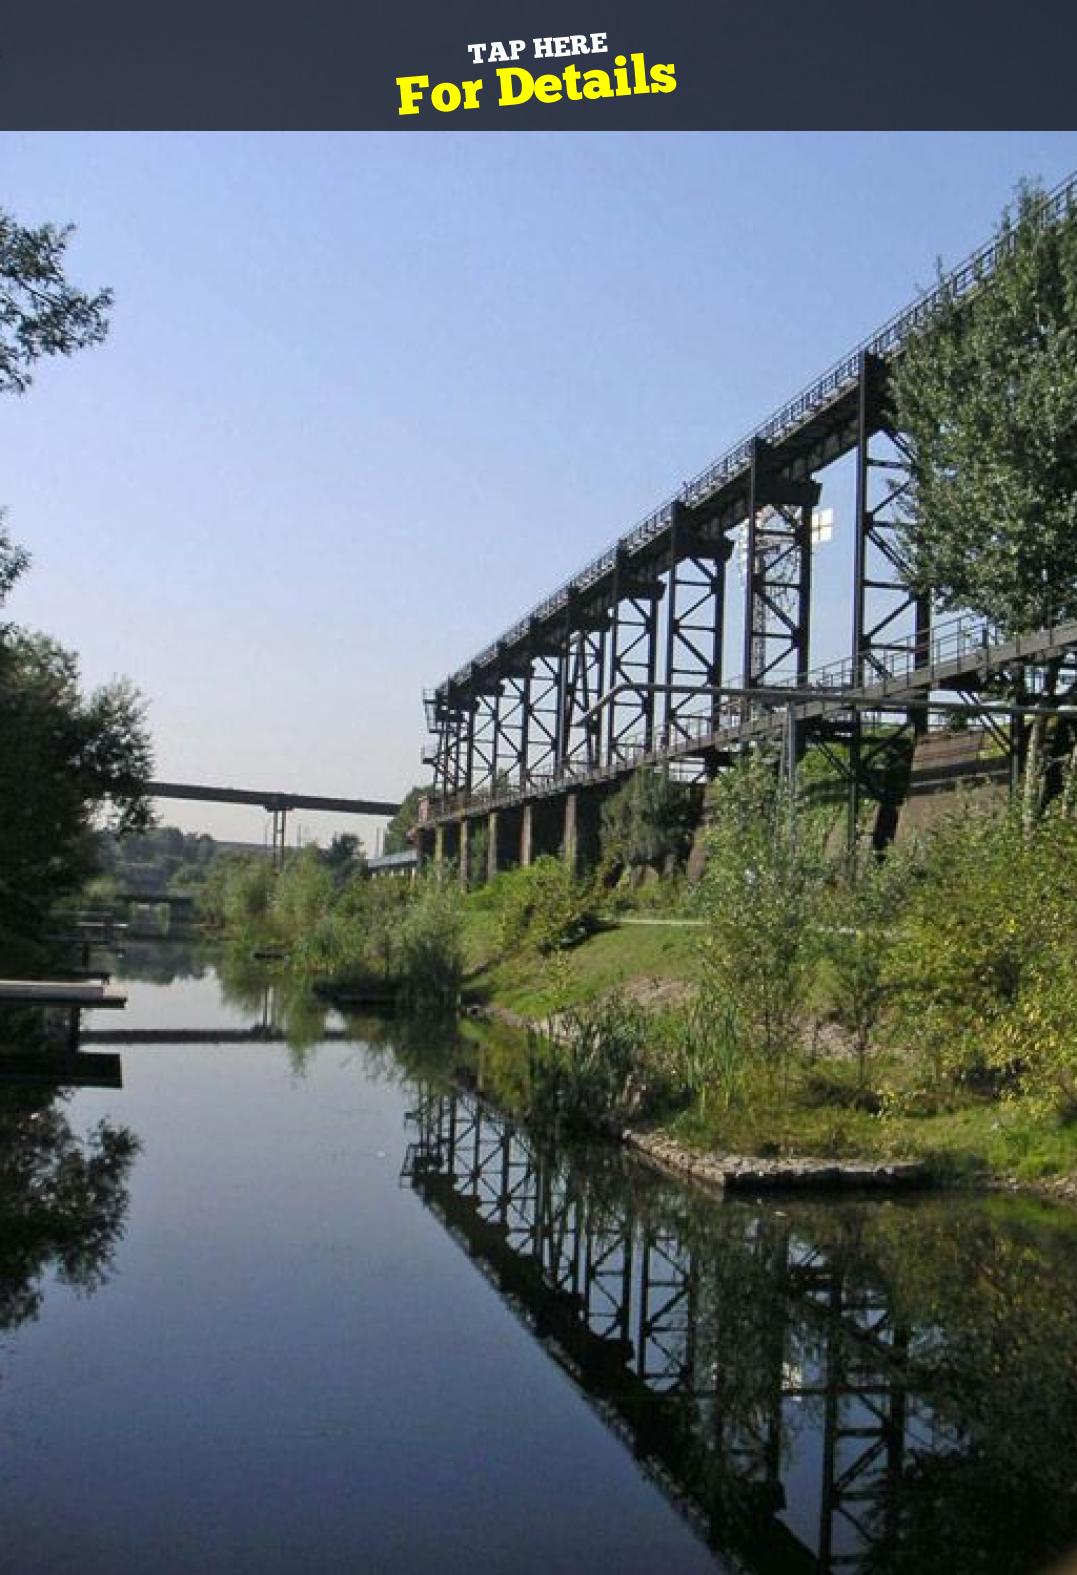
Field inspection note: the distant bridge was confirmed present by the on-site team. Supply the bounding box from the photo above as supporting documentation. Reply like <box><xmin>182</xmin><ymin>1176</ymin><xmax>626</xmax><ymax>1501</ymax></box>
<box><xmin>148</xmin><ymin>780</ymin><xmax>401</xmax><ymax>864</ymax></box>
<box><xmin>420</xmin><ymin>171</ymin><xmax>1077</xmax><ymax>875</ymax></box>
<box><xmin>148</xmin><ymin>781</ymin><xmax>400</xmax><ymax>817</ymax></box>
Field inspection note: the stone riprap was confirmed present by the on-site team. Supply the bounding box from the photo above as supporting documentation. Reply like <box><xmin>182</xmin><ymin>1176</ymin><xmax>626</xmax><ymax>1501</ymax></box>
<box><xmin>624</xmin><ymin>1129</ymin><xmax>930</xmax><ymax>1193</ymax></box>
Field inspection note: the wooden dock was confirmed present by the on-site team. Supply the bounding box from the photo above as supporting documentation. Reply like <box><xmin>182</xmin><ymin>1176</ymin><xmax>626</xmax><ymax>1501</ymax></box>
<box><xmin>0</xmin><ymin>1050</ymin><xmax>123</xmax><ymax>1088</ymax></box>
<box><xmin>0</xmin><ymin>978</ymin><xmax>127</xmax><ymax>1053</ymax></box>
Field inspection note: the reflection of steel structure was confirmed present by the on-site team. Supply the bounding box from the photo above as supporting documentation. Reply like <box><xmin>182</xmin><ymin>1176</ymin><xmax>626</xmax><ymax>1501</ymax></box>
<box><xmin>402</xmin><ymin>1082</ymin><xmax>951</xmax><ymax>1574</ymax></box>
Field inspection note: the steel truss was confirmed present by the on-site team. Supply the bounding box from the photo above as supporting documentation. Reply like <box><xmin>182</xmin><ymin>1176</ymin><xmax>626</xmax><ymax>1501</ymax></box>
<box><xmin>605</xmin><ymin>550</ymin><xmax>663</xmax><ymax>764</ymax></box>
<box><xmin>561</xmin><ymin>599</ymin><xmax>609</xmax><ymax>772</ymax></box>
<box><xmin>468</xmin><ymin>687</ymin><xmax>499</xmax><ymax>797</ymax></box>
<box><xmin>420</xmin><ymin>181</ymin><xmax>1077</xmax><ymax>844</ymax></box>
<box><xmin>844</xmin><ymin>352</ymin><xmax>931</xmax><ymax>840</ymax></box>
<box><xmin>743</xmin><ymin>438</ymin><xmax>819</xmax><ymax>699</ymax></box>
<box><xmin>664</xmin><ymin>501</ymin><xmax>731</xmax><ymax>748</ymax></box>
<box><xmin>525</xmin><ymin>649</ymin><xmax>562</xmax><ymax>783</ymax></box>
<box><xmin>494</xmin><ymin>665</ymin><xmax>530</xmax><ymax>791</ymax></box>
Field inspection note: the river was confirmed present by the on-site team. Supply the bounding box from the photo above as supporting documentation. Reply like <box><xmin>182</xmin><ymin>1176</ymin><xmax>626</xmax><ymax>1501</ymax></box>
<box><xmin>1</xmin><ymin>943</ymin><xmax>1076</xmax><ymax>1573</ymax></box>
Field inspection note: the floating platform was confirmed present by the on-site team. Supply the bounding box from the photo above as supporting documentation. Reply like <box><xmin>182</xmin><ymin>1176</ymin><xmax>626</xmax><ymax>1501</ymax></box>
<box><xmin>0</xmin><ymin>980</ymin><xmax>127</xmax><ymax>1009</ymax></box>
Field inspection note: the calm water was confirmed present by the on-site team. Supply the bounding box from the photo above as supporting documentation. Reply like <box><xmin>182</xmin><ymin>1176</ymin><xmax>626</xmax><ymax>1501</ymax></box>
<box><xmin>1</xmin><ymin>945</ymin><xmax>1076</xmax><ymax>1574</ymax></box>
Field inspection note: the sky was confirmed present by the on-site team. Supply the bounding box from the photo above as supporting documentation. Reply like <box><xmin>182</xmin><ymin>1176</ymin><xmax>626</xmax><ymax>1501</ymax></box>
<box><xmin>3</xmin><ymin>131</ymin><xmax>1077</xmax><ymax>847</ymax></box>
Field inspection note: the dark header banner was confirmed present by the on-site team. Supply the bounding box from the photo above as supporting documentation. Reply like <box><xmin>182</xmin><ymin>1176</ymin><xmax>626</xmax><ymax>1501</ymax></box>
<box><xmin>1</xmin><ymin>0</ymin><xmax>1074</xmax><ymax>130</ymax></box>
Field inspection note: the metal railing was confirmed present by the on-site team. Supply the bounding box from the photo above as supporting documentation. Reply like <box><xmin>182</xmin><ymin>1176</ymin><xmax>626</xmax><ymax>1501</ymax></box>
<box><xmin>439</xmin><ymin>171</ymin><xmax>1077</xmax><ymax>693</ymax></box>
<box><xmin>423</xmin><ymin>607</ymin><xmax>1077</xmax><ymax>821</ymax></box>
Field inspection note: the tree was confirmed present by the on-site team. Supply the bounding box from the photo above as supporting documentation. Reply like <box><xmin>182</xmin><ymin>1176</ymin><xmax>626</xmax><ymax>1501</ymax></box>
<box><xmin>0</xmin><ymin>208</ymin><xmax>112</xmax><ymax>394</ymax></box>
<box><xmin>383</xmin><ymin>785</ymin><xmax>426</xmax><ymax>854</ymax></box>
<box><xmin>0</xmin><ymin>212</ymin><xmax>149</xmax><ymax>965</ymax></box>
<box><xmin>321</xmin><ymin>831</ymin><xmax>366</xmax><ymax>884</ymax></box>
<box><xmin>0</xmin><ymin>532</ymin><xmax>153</xmax><ymax>966</ymax></box>
<box><xmin>819</xmin><ymin>842</ymin><xmax>918</xmax><ymax>1086</ymax></box>
<box><xmin>698</xmin><ymin>755</ymin><xmax>826</xmax><ymax>1073</ymax></box>
<box><xmin>599</xmin><ymin>766</ymin><xmax>699</xmax><ymax>879</ymax></box>
<box><xmin>893</xmin><ymin>179</ymin><xmax>1077</xmax><ymax>633</ymax></box>
<box><xmin>0</xmin><ymin>1086</ymin><xmax>139</xmax><ymax>1331</ymax></box>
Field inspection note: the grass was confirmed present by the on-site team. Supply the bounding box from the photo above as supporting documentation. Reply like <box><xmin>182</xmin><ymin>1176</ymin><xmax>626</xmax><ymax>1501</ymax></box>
<box><xmin>667</xmin><ymin>1063</ymin><xmax>1077</xmax><ymax>1183</ymax></box>
<box><xmin>462</xmin><ymin>910</ymin><xmax>703</xmax><ymax>1018</ymax></box>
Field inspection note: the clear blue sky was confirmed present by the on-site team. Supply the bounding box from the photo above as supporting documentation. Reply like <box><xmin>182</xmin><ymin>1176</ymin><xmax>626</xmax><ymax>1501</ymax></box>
<box><xmin>4</xmin><ymin>132</ymin><xmax>1077</xmax><ymax>845</ymax></box>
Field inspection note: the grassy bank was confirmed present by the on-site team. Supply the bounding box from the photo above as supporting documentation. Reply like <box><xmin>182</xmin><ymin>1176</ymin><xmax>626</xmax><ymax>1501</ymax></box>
<box><xmin>461</xmin><ymin>919</ymin><xmax>1077</xmax><ymax>1188</ymax></box>
<box><xmin>196</xmin><ymin>766</ymin><xmax>1077</xmax><ymax>1195</ymax></box>
<box><xmin>667</xmin><ymin>1065</ymin><xmax>1077</xmax><ymax>1186</ymax></box>
<box><xmin>463</xmin><ymin>906</ymin><xmax>702</xmax><ymax>1017</ymax></box>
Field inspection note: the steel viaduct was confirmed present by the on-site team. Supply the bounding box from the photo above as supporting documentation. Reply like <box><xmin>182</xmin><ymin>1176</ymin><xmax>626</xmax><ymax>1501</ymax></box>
<box><xmin>417</xmin><ymin>172</ymin><xmax>1077</xmax><ymax>878</ymax></box>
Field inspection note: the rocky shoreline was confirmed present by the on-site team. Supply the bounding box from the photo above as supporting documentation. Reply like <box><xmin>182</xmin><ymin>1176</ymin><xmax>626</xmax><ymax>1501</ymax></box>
<box><xmin>464</xmin><ymin>1003</ymin><xmax>1077</xmax><ymax>1204</ymax></box>
<box><xmin>622</xmin><ymin>1127</ymin><xmax>931</xmax><ymax>1194</ymax></box>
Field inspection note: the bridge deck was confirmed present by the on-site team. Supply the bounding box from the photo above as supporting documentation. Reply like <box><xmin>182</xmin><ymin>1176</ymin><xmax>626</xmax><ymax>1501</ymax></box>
<box><xmin>148</xmin><ymin>781</ymin><xmax>400</xmax><ymax>816</ymax></box>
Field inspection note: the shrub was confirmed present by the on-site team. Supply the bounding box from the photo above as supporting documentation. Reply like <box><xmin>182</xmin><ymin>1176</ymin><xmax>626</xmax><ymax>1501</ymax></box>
<box><xmin>271</xmin><ymin>847</ymin><xmax>336</xmax><ymax>942</ymax></box>
<box><xmin>199</xmin><ymin>854</ymin><xmax>276</xmax><ymax>933</ymax></box>
<box><xmin>527</xmin><ymin>992</ymin><xmax>678</xmax><ymax>1130</ymax></box>
<box><xmin>887</xmin><ymin>809</ymin><xmax>1037</xmax><ymax>1088</ymax></box>
<box><xmin>599</xmin><ymin>767</ymin><xmax>700</xmax><ymax>879</ymax></box>
<box><xmin>697</xmin><ymin>755</ymin><xmax>826</xmax><ymax>1075</ymax></box>
<box><xmin>492</xmin><ymin>857</ymin><xmax>598</xmax><ymax>955</ymax></box>
<box><xmin>396</xmin><ymin>880</ymin><xmax>464</xmax><ymax>1014</ymax></box>
<box><xmin>526</xmin><ymin>989</ymin><xmax>745</xmax><ymax>1131</ymax></box>
<box><xmin>817</xmin><ymin>841</ymin><xmax>919</xmax><ymax>1086</ymax></box>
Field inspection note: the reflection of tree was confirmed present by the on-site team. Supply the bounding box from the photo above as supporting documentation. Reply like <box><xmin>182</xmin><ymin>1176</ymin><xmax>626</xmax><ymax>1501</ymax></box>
<box><xmin>685</xmin><ymin>1197</ymin><xmax>1077</xmax><ymax>1575</ymax></box>
<box><xmin>113</xmin><ymin>939</ymin><xmax>208</xmax><ymax>984</ymax></box>
<box><xmin>850</xmin><ymin>1203</ymin><xmax>1077</xmax><ymax>1575</ymax></box>
<box><xmin>0</xmin><ymin>1085</ymin><xmax>139</xmax><ymax>1330</ymax></box>
<box><xmin>214</xmin><ymin>950</ymin><xmax>331</xmax><ymax>1068</ymax></box>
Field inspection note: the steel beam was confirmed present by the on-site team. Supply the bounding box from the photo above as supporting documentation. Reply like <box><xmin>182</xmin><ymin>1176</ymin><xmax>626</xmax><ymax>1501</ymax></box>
<box><xmin>664</xmin><ymin>501</ymin><xmax>732</xmax><ymax>749</ymax></box>
<box><xmin>743</xmin><ymin>438</ymin><xmax>819</xmax><ymax>713</ymax></box>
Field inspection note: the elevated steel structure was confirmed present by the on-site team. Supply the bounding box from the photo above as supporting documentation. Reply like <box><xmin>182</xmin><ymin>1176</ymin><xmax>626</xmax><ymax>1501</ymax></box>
<box><xmin>422</xmin><ymin>172</ymin><xmax>1077</xmax><ymax>850</ymax></box>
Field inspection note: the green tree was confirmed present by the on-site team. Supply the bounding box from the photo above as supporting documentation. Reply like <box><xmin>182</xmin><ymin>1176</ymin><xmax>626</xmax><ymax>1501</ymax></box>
<box><xmin>271</xmin><ymin>846</ymin><xmax>335</xmax><ymax>941</ymax></box>
<box><xmin>600</xmin><ymin>767</ymin><xmax>699</xmax><ymax>879</ymax></box>
<box><xmin>321</xmin><ymin>831</ymin><xmax>366</xmax><ymax>884</ymax></box>
<box><xmin>0</xmin><ymin>544</ymin><xmax>153</xmax><ymax>966</ymax></box>
<box><xmin>819</xmin><ymin>842</ymin><xmax>918</xmax><ymax>1086</ymax></box>
<box><xmin>0</xmin><ymin>211</ymin><xmax>135</xmax><ymax>965</ymax></box>
<box><xmin>383</xmin><ymin>785</ymin><xmax>426</xmax><ymax>854</ymax></box>
<box><xmin>888</xmin><ymin>804</ymin><xmax>1077</xmax><ymax>1109</ymax></box>
<box><xmin>698</xmin><ymin>754</ymin><xmax>826</xmax><ymax>1073</ymax></box>
<box><xmin>493</xmin><ymin>856</ymin><xmax>598</xmax><ymax>955</ymax></box>
<box><xmin>893</xmin><ymin>179</ymin><xmax>1077</xmax><ymax>632</ymax></box>
<box><xmin>199</xmin><ymin>853</ymin><xmax>275</xmax><ymax>935</ymax></box>
<box><xmin>396</xmin><ymin>878</ymin><xmax>464</xmax><ymax>1013</ymax></box>
<box><xmin>0</xmin><ymin>208</ymin><xmax>112</xmax><ymax>394</ymax></box>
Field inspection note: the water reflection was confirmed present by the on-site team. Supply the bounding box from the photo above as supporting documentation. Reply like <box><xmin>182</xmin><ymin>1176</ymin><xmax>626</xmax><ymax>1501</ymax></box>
<box><xmin>110</xmin><ymin>938</ymin><xmax>210</xmax><ymax>984</ymax></box>
<box><xmin>0</xmin><ymin>1084</ymin><xmax>139</xmax><ymax>1331</ymax></box>
<box><xmin>215</xmin><ymin>950</ymin><xmax>337</xmax><ymax>1066</ymax></box>
<box><xmin>403</xmin><ymin>1080</ymin><xmax>1077</xmax><ymax>1575</ymax></box>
